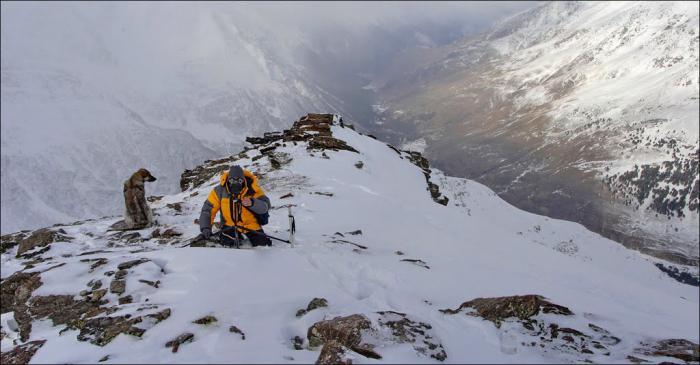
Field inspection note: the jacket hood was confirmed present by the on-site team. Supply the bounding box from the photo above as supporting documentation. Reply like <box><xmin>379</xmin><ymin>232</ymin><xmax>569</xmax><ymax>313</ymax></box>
<box><xmin>219</xmin><ymin>168</ymin><xmax>256</xmax><ymax>186</ymax></box>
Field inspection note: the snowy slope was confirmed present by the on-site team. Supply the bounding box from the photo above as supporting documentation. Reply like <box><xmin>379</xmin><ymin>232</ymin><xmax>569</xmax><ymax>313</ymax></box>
<box><xmin>371</xmin><ymin>1</ymin><xmax>699</xmax><ymax>266</ymax></box>
<box><xmin>1</xmin><ymin>117</ymin><xmax>697</xmax><ymax>364</ymax></box>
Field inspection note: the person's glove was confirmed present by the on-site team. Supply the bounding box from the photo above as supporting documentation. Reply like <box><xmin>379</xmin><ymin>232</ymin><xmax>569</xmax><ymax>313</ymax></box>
<box><xmin>201</xmin><ymin>228</ymin><xmax>212</xmax><ymax>240</ymax></box>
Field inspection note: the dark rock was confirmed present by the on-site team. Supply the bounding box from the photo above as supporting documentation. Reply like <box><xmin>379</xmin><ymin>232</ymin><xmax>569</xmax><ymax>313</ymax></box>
<box><xmin>315</xmin><ymin>340</ymin><xmax>352</xmax><ymax>365</ymax></box>
<box><xmin>395</xmin><ymin>251</ymin><xmax>404</xmax><ymax>255</ymax></box>
<box><xmin>354</xmin><ymin>161</ymin><xmax>364</xmax><ymax>169</ymax></box>
<box><xmin>147</xmin><ymin>195</ymin><xmax>163</xmax><ymax>203</ymax></box>
<box><xmin>80</xmin><ymin>257</ymin><xmax>108</xmax><ymax>272</ymax></box>
<box><xmin>0</xmin><ymin>271</ymin><xmax>43</xmax><ymax>341</ymax></box>
<box><xmin>229</xmin><ymin>325</ymin><xmax>245</xmax><ymax>340</ymax></box>
<box><xmin>110</xmin><ymin>280</ymin><xmax>126</xmax><ymax>295</ymax></box>
<box><xmin>138</xmin><ymin>279</ymin><xmax>160</xmax><ymax>288</ymax></box>
<box><xmin>351</xmin><ymin>343</ymin><xmax>382</xmax><ymax>359</ymax></box>
<box><xmin>627</xmin><ymin>355</ymin><xmax>649</xmax><ymax>363</ymax></box>
<box><xmin>377</xmin><ymin>311</ymin><xmax>446</xmax><ymax>361</ymax></box>
<box><xmin>166</xmin><ymin>332</ymin><xmax>194</xmax><ymax>353</ymax></box>
<box><xmin>0</xmin><ymin>231</ymin><xmax>28</xmax><ymax>254</ymax></box>
<box><xmin>151</xmin><ymin>229</ymin><xmax>161</xmax><ymax>238</ymax></box>
<box><xmin>400</xmin><ymin>258</ymin><xmax>430</xmax><ymax>269</ymax></box>
<box><xmin>281</xmin><ymin>193</ymin><xmax>294</xmax><ymax>199</ymax></box>
<box><xmin>99</xmin><ymin>355</ymin><xmax>110</xmax><ymax>362</ymax></box>
<box><xmin>636</xmin><ymin>338</ymin><xmax>700</xmax><ymax>363</ymax></box>
<box><xmin>180</xmin><ymin>156</ymin><xmax>235</xmax><ymax>191</ymax></box>
<box><xmin>297</xmin><ymin>298</ymin><xmax>329</xmax><ymax>317</ymax></box>
<box><xmin>75</xmin><ymin>315</ymin><xmax>145</xmax><ymax>346</ymax></box>
<box><xmin>89</xmin><ymin>289</ymin><xmax>108</xmax><ymax>302</ymax></box>
<box><xmin>307</xmin><ymin>314</ymin><xmax>371</xmax><ymax>349</ymax></box>
<box><xmin>192</xmin><ymin>315</ymin><xmax>217</xmax><ymax>325</ymax></box>
<box><xmin>440</xmin><ymin>295</ymin><xmax>572</xmax><ymax>327</ymax></box>
<box><xmin>346</xmin><ymin>230</ymin><xmax>362</xmax><ymax>235</ymax></box>
<box><xmin>654</xmin><ymin>263</ymin><xmax>699</xmax><ymax>286</ymax></box>
<box><xmin>166</xmin><ymin>202</ymin><xmax>183</xmax><ymax>213</ymax></box>
<box><xmin>15</xmin><ymin>228</ymin><xmax>72</xmax><ymax>257</ymax></box>
<box><xmin>292</xmin><ymin>335</ymin><xmax>304</xmax><ymax>350</ymax></box>
<box><xmin>120</xmin><ymin>232</ymin><xmax>142</xmax><ymax>243</ymax></box>
<box><xmin>114</xmin><ymin>269</ymin><xmax>128</xmax><ymax>279</ymax></box>
<box><xmin>161</xmin><ymin>228</ymin><xmax>182</xmax><ymax>238</ymax></box>
<box><xmin>1</xmin><ymin>272</ymin><xmax>42</xmax><ymax>314</ymax></box>
<box><xmin>0</xmin><ymin>340</ymin><xmax>46</xmax><ymax>364</ymax></box>
<box><xmin>87</xmin><ymin>279</ymin><xmax>103</xmax><ymax>291</ymax></box>
<box><xmin>308</xmin><ymin>136</ymin><xmax>358</xmax><ymax>153</ymax></box>
<box><xmin>118</xmin><ymin>295</ymin><xmax>133</xmax><ymax>305</ymax></box>
<box><xmin>25</xmin><ymin>294</ymin><xmax>116</xmax><ymax>344</ymax></box>
<box><xmin>146</xmin><ymin>308</ymin><xmax>171</xmax><ymax>323</ymax></box>
<box><xmin>118</xmin><ymin>258</ymin><xmax>150</xmax><ymax>270</ymax></box>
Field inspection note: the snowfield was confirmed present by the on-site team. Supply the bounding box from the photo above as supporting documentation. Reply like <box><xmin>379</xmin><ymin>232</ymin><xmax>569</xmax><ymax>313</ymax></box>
<box><xmin>1</xmin><ymin>120</ymin><xmax>698</xmax><ymax>364</ymax></box>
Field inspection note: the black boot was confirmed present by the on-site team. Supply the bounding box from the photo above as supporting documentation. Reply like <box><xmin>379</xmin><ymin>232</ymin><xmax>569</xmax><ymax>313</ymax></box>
<box><xmin>247</xmin><ymin>230</ymin><xmax>272</xmax><ymax>247</ymax></box>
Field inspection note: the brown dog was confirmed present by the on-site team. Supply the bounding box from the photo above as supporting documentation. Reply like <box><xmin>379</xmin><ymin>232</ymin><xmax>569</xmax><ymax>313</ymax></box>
<box><xmin>123</xmin><ymin>168</ymin><xmax>157</xmax><ymax>229</ymax></box>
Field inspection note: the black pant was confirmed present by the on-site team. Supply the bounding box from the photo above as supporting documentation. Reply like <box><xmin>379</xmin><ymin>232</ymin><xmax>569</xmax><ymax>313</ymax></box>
<box><xmin>220</xmin><ymin>228</ymin><xmax>271</xmax><ymax>247</ymax></box>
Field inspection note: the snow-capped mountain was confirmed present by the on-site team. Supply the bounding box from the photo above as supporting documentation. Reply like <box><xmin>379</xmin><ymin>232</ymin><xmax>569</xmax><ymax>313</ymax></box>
<box><xmin>1</xmin><ymin>114</ymin><xmax>698</xmax><ymax>364</ymax></box>
<box><xmin>368</xmin><ymin>1</ymin><xmax>699</xmax><ymax>265</ymax></box>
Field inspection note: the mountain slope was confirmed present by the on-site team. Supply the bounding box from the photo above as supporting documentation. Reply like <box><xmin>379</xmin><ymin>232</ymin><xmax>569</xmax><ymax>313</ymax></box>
<box><xmin>1</xmin><ymin>115</ymin><xmax>698</xmax><ymax>364</ymax></box>
<box><xmin>369</xmin><ymin>1</ymin><xmax>699</xmax><ymax>265</ymax></box>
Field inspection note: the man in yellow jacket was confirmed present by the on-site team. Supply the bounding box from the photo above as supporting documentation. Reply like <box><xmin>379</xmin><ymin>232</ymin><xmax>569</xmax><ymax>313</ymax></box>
<box><xmin>199</xmin><ymin>165</ymin><xmax>272</xmax><ymax>247</ymax></box>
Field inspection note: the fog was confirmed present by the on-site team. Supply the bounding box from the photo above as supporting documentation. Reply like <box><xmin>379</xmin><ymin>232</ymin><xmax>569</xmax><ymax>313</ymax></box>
<box><xmin>1</xmin><ymin>1</ymin><xmax>538</xmax><ymax>233</ymax></box>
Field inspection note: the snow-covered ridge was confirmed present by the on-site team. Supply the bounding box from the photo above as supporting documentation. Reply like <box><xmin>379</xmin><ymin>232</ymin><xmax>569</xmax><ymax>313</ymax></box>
<box><xmin>1</xmin><ymin>114</ymin><xmax>698</xmax><ymax>364</ymax></box>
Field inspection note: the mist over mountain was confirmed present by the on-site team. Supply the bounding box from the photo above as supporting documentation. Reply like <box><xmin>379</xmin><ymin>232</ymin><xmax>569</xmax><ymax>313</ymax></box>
<box><xmin>0</xmin><ymin>1</ymin><xmax>534</xmax><ymax>233</ymax></box>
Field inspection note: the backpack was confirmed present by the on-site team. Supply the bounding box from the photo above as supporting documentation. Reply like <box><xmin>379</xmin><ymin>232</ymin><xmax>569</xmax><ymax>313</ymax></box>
<box><xmin>245</xmin><ymin>176</ymin><xmax>269</xmax><ymax>226</ymax></box>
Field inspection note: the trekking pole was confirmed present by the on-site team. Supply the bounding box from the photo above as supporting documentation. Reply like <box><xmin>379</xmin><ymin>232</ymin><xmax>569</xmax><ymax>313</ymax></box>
<box><xmin>288</xmin><ymin>206</ymin><xmax>296</xmax><ymax>247</ymax></box>
<box><xmin>231</xmin><ymin>198</ymin><xmax>241</xmax><ymax>248</ymax></box>
<box><xmin>234</xmin><ymin>225</ymin><xmax>293</xmax><ymax>244</ymax></box>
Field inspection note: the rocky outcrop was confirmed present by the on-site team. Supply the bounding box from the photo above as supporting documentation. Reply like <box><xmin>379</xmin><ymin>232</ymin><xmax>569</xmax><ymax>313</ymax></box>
<box><xmin>316</xmin><ymin>340</ymin><xmax>352</xmax><ymax>365</ymax></box>
<box><xmin>192</xmin><ymin>315</ymin><xmax>218</xmax><ymax>325</ymax></box>
<box><xmin>180</xmin><ymin>154</ymin><xmax>242</xmax><ymax>191</ymax></box>
<box><xmin>180</xmin><ymin>114</ymin><xmax>357</xmax><ymax>191</ymax></box>
<box><xmin>109</xmin><ymin>279</ymin><xmax>126</xmax><ymax>295</ymax></box>
<box><xmin>441</xmin><ymin>295</ymin><xmax>620</xmax><ymax>360</ymax></box>
<box><xmin>440</xmin><ymin>294</ymin><xmax>573</xmax><ymax>327</ymax></box>
<box><xmin>308</xmin><ymin>314</ymin><xmax>372</xmax><ymax>349</ymax></box>
<box><xmin>0</xmin><ymin>340</ymin><xmax>46</xmax><ymax>364</ymax></box>
<box><xmin>166</xmin><ymin>332</ymin><xmax>194</xmax><ymax>353</ymax></box>
<box><xmin>296</xmin><ymin>297</ymin><xmax>328</xmax><ymax>317</ymax></box>
<box><xmin>75</xmin><ymin>314</ymin><xmax>146</xmax><ymax>346</ymax></box>
<box><xmin>377</xmin><ymin>311</ymin><xmax>447</xmax><ymax>361</ymax></box>
<box><xmin>402</xmin><ymin>150</ymin><xmax>449</xmax><ymax>205</ymax></box>
<box><xmin>0</xmin><ymin>272</ymin><xmax>43</xmax><ymax>341</ymax></box>
<box><xmin>15</xmin><ymin>228</ymin><xmax>72</xmax><ymax>257</ymax></box>
<box><xmin>117</xmin><ymin>258</ymin><xmax>150</xmax><ymax>270</ymax></box>
<box><xmin>633</xmin><ymin>338</ymin><xmax>700</xmax><ymax>363</ymax></box>
<box><xmin>1</xmin><ymin>272</ymin><xmax>42</xmax><ymax>314</ymax></box>
<box><xmin>0</xmin><ymin>231</ymin><xmax>29</xmax><ymax>254</ymax></box>
<box><xmin>146</xmin><ymin>308</ymin><xmax>171</xmax><ymax>323</ymax></box>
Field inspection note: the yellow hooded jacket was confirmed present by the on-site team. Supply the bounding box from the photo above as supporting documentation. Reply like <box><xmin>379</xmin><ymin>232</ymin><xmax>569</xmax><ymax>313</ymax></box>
<box><xmin>199</xmin><ymin>169</ymin><xmax>269</xmax><ymax>232</ymax></box>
